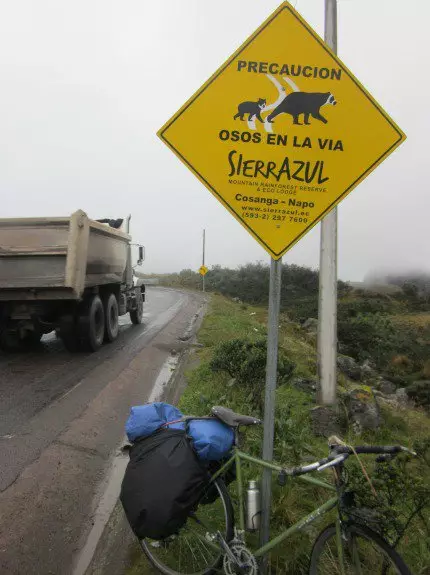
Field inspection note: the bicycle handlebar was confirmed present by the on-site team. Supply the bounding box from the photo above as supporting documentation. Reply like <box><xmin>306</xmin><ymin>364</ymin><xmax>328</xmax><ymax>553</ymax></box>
<box><xmin>279</xmin><ymin>445</ymin><xmax>416</xmax><ymax>480</ymax></box>
<box><xmin>317</xmin><ymin>454</ymin><xmax>348</xmax><ymax>471</ymax></box>
<box><xmin>330</xmin><ymin>445</ymin><xmax>414</xmax><ymax>455</ymax></box>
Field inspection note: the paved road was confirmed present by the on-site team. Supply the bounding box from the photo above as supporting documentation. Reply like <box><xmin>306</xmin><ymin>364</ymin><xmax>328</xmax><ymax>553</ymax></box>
<box><xmin>0</xmin><ymin>287</ymin><xmax>205</xmax><ymax>575</ymax></box>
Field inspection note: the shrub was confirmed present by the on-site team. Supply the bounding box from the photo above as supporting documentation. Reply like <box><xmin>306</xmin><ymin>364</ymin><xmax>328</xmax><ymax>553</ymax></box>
<box><xmin>158</xmin><ymin>263</ymin><xmax>350</xmax><ymax>316</ymax></box>
<box><xmin>210</xmin><ymin>338</ymin><xmax>295</xmax><ymax>412</ymax></box>
<box><xmin>346</xmin><ymin>438</ymin><xmax>430</xmax><ymax>549</ymax></box>
<box><xmin>337</xmin><ymin>313</ymin><xmax>397</xmax><ymax>365</ymax></box>
<box><xmin>392</xmin><ymin>355</ymin><xmax>412</xmax><ymax>368</ymax></box>
<box><xmin>422</xmin><ymin>360</ymin><xmax>430</xmax><ymax>379</ymax></box>
<box><xmin>337</xmin><ymin>312</ymin><xmax>430</xmax><ymax>379</ymax></box>
<box><xmin>406</xmin><ymin>381</ymin><xmax>430</xmax><ymax>410</ymax></box>
<box><xmin>338</xmin><ymin>295</ymin><xmax>399</xmax><ymax>319</ymax></box>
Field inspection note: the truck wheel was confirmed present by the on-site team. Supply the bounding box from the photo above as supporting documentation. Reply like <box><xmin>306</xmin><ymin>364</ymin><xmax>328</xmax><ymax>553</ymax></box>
<box><xmin>79</xmin><ymin>295</ymin><xmax>105</xmax><ymax>352</ymax></box>
<box><xmin>103</xmin><ymin>293</ymin><xmax>119</xmax><ymax>343</ymax></box>
<box><xmin>130</xmin><ymin>291</ymin><xmax>144</xmax><ymax>325</ymax></box>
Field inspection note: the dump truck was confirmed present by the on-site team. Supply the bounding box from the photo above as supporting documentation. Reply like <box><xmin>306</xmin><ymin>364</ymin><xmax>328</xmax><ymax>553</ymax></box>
<box><xmin>0</xmin><ymin>210</ymin><xmax>145</xmax><ymax>352</ymax></box>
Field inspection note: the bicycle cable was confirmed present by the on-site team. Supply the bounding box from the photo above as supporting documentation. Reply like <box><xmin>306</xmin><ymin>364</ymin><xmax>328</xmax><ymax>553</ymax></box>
<box><xmin>328</xmin><ymin>435</ymin><xmax>378</xmax><ymax>497</ymax></box>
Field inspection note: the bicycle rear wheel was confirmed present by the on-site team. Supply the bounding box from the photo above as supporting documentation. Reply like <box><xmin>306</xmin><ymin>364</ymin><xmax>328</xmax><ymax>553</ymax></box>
<box><xmin>140</xmin><ymin>478</ymin><xmax>234</xmax><ymax>575</ymax></box>
<box><xmin>309</xmin><ymin>522</ymin><xmax>411</xmax><ymax>575</ymax></box>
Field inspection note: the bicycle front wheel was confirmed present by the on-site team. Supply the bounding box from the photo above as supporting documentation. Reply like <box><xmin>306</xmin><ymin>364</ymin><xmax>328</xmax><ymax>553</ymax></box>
<box><xmin>140</xmin><ymin>478</ymin><xmax>234</xmax><ymax>575</ymax></box>
<box><xmin>309</xmin><ymin>522</ymin><xmax>412</xmax><ymax>575</ymax></box>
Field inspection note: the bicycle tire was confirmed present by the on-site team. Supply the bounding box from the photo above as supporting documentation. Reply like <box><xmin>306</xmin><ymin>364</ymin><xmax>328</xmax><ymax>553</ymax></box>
<box><xmin>140</xmin><ymin>478</ymin><xmax>234</xmax><ymax>575</ymax></box>
<box><xmin>309</xmin><ymin>522</ymin><xmax>412</xmax><ymax>575</ymax></box>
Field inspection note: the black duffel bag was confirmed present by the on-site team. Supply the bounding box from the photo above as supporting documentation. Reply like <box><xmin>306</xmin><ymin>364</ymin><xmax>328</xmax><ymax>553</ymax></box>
<box><xmin>120</xmin><ymin>429</ymin><xmax>207</xmax><ymax>540</ymax></box>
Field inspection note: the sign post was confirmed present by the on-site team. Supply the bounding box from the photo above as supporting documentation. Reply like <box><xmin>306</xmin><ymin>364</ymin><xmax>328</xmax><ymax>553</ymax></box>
<box><xmin>158</xmin><ymin>2</ymin><xmax>405</xmax><ymax>569</ymax></box>
<box><xmin>318</xmin><ymin>0</ymin><xmax>338</xmax><ymax>405</ymax></box>
<box><xmin>259</xmin><ymin>257</ymin><xmax>282</xmax><ymax>566</ymax></box>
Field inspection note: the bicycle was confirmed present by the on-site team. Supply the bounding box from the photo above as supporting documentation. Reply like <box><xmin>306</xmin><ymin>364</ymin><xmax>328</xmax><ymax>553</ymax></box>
<box><xmin>139</xmin><ymin>406</ymin><xmax>415</xmax><ymax>575</ymax></box>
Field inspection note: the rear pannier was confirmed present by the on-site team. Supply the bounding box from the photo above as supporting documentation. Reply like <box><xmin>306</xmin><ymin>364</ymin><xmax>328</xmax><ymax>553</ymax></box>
<box><xmin>120</xmin><ymin>429</ymin><xmax>207</xmax><ymax>540</ymax></box>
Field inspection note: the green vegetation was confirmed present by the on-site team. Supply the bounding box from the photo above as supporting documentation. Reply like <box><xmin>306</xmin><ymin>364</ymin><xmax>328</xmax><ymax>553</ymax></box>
<box><xmin>156</xmin><ymin>264</ymin><xmax>430</xmax><ymax>407</ymax></box>
<box><xmin>154</xmin><ymin>263</ymin><xmax>348</xmax><ymax>318</ymax></box>
<box><xmin>130</xmin><ymin>267</ymin><xmax>430</xmax><ymax>573</ymax></box>
<box><xmin>178</xmin><ymin>295</ymin><xmax>430</xmax><ymax>573</ymax></box>
<box><xmin>210</xmin><ymin>338</ymin><xmax>295</xmax><ymax>411</ymax></box>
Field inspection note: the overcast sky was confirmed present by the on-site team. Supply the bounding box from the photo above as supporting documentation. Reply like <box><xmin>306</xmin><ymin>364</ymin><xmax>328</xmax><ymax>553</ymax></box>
<box><xmin>0</xmin><ymin>0</ymin><xmax>427</xmax><ymax>280</ymax></box>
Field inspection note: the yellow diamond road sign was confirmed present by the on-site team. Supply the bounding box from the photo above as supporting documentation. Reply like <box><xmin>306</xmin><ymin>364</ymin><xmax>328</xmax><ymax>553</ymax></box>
<box><xmin>199</xmin><ymin>265</ymin><xmax>208</xmax><ymax>276</ymax></box>
<box><xmin>158</xmin><ymin>2</ymin><xmax>406</xmax><ymax>260</ymax></box>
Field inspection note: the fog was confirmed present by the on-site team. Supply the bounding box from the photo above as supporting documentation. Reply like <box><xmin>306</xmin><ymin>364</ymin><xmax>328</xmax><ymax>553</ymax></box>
<box><xmin>0</xmin><ymin>0</ymin><xmax>427</xmax><ymax>281</ymax></box>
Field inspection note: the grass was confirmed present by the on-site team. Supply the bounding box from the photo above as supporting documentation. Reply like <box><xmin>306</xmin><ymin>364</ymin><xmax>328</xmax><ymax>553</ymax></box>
<box><xmin>128</xmin><ymin>294</ymin><xmax>430</xmax><ymax>574</ymax></box>
<box><xmin>391</xmin><ymin>313</ymin><xmax>430</xmax><ymax>329</ymax></box>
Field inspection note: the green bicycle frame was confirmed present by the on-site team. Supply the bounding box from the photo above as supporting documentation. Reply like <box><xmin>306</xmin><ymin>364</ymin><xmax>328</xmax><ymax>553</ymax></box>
<box><xmin>209</xmin><ymin>447</ymin><xmax>340</xmax><ymax>561</ymax></box>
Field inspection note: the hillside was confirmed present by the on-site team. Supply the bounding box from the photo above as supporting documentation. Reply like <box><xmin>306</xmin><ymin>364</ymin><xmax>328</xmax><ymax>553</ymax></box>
<box><xmin>152</xmin><ymin>264</ymin><xmax>430</xmax><ymax>405</ymax></box>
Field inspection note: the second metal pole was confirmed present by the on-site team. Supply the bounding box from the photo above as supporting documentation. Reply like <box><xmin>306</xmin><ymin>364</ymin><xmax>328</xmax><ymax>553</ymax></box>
<box><xmin>318</xmin><ymin>0</ymin><xmax>338</xmax><ymax>406</ymax></box>
<box><xmin>259</xmin><ymin>257</ymin><xmax>282</xmax><ymax>571</ymax></box>
<box><xmin>202</xmin><ymin>228</ymin><xmax>206</xmax><ymax>293</ymax></box>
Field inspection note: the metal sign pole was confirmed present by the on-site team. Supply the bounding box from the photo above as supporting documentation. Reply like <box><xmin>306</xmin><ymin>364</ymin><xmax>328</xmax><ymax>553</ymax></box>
<box><xmin>318</xmin><ymin>0</ymin><xmax>338</xmax><ymax>406</ymax></box>
<box><xmin>202</xmin><ymin>229</ymin><xmax>206</xmax><ymax>293</ymax></box>
<box><xmin>259</xmin><ymin>257</ymin><xmax>282</xmax><ymax>570</ymax></box>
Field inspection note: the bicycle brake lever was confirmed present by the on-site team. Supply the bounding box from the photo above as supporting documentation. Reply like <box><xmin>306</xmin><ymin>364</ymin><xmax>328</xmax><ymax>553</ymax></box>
<box><xmin>377</xmin><ymin>447</ymin><xmax>416</xmax><ymax>463</ymax></box>
<box><xmin>400</xmin><ymin>446</ymin><xmax>417</xmax><ymax>456</ymax></box>
<box><xmin>317</xmin><ymin>454</ymin><xmax>347</xmax><ymax>471</ymax></box>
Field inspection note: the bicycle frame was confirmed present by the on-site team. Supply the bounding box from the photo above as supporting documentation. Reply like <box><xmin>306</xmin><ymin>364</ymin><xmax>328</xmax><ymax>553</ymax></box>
<box><xmin>209</xmin><ymin>447</ymin><xmax>340</xmax><ymax>560</ymax></box>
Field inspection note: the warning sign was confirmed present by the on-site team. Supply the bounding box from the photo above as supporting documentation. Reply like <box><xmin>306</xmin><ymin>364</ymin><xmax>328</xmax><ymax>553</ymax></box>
<box><xmin>158</xmin><ymin>1</ymin><xmax>406</xmax><ymax>260</ymax></box>
<box><xmin>199</xmin><ymin>265</ymin><xmax>208</xmax><ymax>276</ymax></box>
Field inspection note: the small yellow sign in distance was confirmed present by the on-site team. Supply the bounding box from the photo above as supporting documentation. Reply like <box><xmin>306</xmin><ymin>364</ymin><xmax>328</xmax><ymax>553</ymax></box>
<box><xmin>158</xmin><ymin>1</ymin><xmax>406</xmax><ymax>260</ymax></box>
<box><xmin>199</xmin><ymin>265</ymin><xmax>208</xmax><ymax>276</ymax></box>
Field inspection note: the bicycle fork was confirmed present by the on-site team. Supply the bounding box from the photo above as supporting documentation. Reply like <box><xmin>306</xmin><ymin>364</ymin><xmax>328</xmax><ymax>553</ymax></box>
<box><xmin>335</xmin><ymin>519</ymin><xmax>347</xmax><ymax>575</ymax></box>
<box><xmin>337</xmin><ymin>519</ymin><xmax>368</xmax><ymax>575</ymax></box>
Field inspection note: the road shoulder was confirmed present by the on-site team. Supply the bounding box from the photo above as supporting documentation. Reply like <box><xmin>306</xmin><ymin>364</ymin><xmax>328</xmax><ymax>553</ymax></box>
<box><xmin>80</xmin><ymin>292</ymin><xmax>208</xmax><ymax>575</ymax></box>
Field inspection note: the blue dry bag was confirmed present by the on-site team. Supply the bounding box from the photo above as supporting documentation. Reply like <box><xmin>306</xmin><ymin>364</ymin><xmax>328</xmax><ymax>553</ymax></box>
<box><xmin>186</xmin><ymin>419</ymin><xmax>235</xmax><ymax>462</ymax></box>
<box><xmin>125</xmin><ymin>402</ymin><xmax>183</xmax><ymax>442</ymax></box>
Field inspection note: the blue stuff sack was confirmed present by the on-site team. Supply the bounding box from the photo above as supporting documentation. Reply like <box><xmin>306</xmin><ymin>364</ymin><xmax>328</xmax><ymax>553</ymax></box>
<box><xmin>125</xmin><ymin>402</ymin><xmax>234</xmax><ymax>461</ymax></box>
<box><xmin>186</xmin><ymin>419</ymin><xmax>234</xmax><ymax>462</ymax></box>
<box><xmin>125</xmin><ymin>402</ymin><xmax>183</xmax><ymax>441</ymax></box>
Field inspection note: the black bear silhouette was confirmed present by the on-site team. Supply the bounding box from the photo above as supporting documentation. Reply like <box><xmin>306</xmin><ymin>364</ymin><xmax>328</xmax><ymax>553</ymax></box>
<box><xmin>234</xmin><ymin>98</ymin><xmax>267</xmax><ymax>123</ymax></box>
<box><xmin>267</xmin><ymin>92</ymin><xmax>337</xmax><ymax>125</ymax></box>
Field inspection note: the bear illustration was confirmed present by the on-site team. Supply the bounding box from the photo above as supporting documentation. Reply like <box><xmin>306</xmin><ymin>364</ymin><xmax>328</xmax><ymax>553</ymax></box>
<box><xmin>267</xmin><ymin>92</ymin><xmax>337</xmax><ymax>125</ymax></box>
<box><xmin>234</xmin><ymin>98</ymin><xmax>266</xmax><ymax>123</ymax></box>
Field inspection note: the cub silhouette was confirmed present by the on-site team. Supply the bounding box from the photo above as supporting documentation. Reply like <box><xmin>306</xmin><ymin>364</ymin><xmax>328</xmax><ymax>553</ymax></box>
<box><xmin>234</xmin><ymin>98</ymin><xmax>266</xmax><ymax>123</ymax></box>
<box><xmin>267</xmin><ymin>92</ymin><xmax>337</xmax><ymax>125</ymax></box>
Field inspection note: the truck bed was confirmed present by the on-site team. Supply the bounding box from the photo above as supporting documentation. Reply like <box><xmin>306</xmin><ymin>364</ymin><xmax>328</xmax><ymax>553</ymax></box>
<box><xmin>0</xmin><ymin>210</ymin><xmax>131</xmax><ymax>301</ymax></box>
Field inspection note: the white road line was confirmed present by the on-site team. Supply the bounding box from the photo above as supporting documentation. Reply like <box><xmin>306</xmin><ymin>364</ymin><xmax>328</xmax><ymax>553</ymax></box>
<box><xmin>148</xmin><ymin>355</ymin><xmax>180</xmax><ymax>403</ymax></box>
<box><xmin>72</xmin><ymin>447</ymin><xmax>129</xmax><ymax>575</ymax></box>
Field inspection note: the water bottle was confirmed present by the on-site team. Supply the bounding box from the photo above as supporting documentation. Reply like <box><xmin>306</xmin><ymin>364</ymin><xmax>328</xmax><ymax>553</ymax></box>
<box><xmin>246</xmin><ymin>480</ymin><xmax>261</xmax><ymax>531</ymax></box>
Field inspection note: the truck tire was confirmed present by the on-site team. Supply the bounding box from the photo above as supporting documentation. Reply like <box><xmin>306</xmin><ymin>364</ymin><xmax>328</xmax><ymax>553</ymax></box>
<box><xmin>130</xmin><ymin>290</ymin><xmax>143</xmax><ymax>325</ymax></box>
<box><xmin>103</xmin><ymin>293</ymin><xmax>119</xmax><ymax>343</ymax></box>
<box><xmin>79</xmin><ymin>295</ymin><xmax>105</xmax><ymax>352</ymax></box>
